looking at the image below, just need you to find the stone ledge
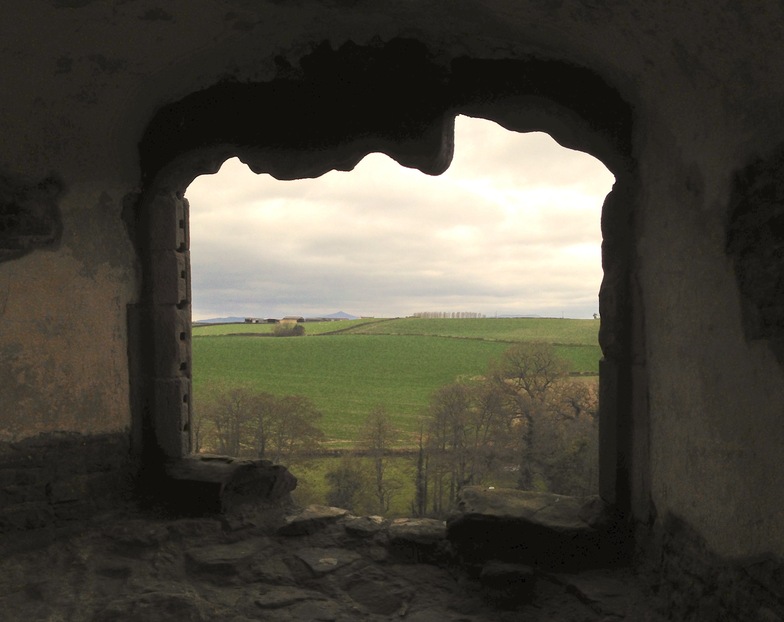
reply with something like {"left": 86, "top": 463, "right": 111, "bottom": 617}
{"left": 163, "top": 454, "right": 297, "bottom": 515}
{"left": 446, "top": 486, "right": 629, "bottom": 572}
{"left": 278, "top": 505, "right": 349, "bottom": 536}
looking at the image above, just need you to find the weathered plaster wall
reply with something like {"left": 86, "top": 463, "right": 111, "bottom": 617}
{"left": 627, "top": 12, "right": 784, "bottom": 559}
{"left": 1, "top": 1, "right": 783, "bottom": 581}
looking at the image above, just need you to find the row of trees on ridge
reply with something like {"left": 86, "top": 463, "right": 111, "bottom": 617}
{"left": 411, "top": 311, "right": 486, "bottom": 318}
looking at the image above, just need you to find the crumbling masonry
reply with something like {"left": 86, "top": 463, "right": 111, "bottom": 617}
{"left": 1, "top": 3, "right": 783, "bottom": 620}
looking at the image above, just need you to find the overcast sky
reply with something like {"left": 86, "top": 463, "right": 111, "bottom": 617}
{"left": 186, "top": 115, "right": 615, "bottom": 320}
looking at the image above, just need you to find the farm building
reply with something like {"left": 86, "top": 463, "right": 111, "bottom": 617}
{"left": 245, "top": 316, "right": 304, "bottom": 324}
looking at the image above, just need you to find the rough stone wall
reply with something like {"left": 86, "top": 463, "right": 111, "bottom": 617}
{"left": 649, "top": 515, "right": 784, "bottom": 621}
{"left": 0, "top": 432, "right": 131, "bottom": 553}
{"left": 0, "top": 0, "right": 783, "bottom": 603}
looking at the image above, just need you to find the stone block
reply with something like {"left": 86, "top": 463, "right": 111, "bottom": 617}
{"left": 344, "top": 515, "right": 386, "bottom": 537}
{"left": 294, "top": 547, "right": 362, "bottom": 575}
{"left": 0, "top": 502, "right": 55, "bottom": 533}
{"left": 387, "top": 518, "right": 448, "bottom": 563}
{"left": 254, "top": 586, "right": 327, "bottom": 610}
{"left": 341, "top": 573, "right": 405, "bottom": 615}
{"left": 153, "top": 378, "right": 191, "bottom": 458}
{"left": 278, "top": 505, "right": 349, "bottom": 536}
{"left": 150, "top": 249, "right": 189, "bottom": 306}
{"left": 165, "top": 518, "right": 222, "bottom": 540}
{"left": 0, "top": 433, "right": 131, "bottom": 546}
{"left": 0, "top": 447, "right": 41, "bottom": 470}
{"left": 388, "top": 518, "right": 446, "bottom": 545}
{"left": 186, "top": 539, "right": 265, "bottom": 581}
{"left": 447, "top": 486, "right": 628, "bottom": 571}
{"left": 105, "top": 520, "right": 170, "bottom": 555}
{"left": 0, "top": 172, "right": 63, "bottom": 263}
{"left": 164, "top": 455, "right": 297, "bottom": 515}
{"left": 479, "top": 561, "right": 536, "bottom": 608}
{"left": 53, "top": 500, "right": 94, "bottom": 521}
{"left": 151, "top": 306, "right": 191, "bottom": 378}
{"left": 147, "top": 192, "right": 186, "bottom": 251}
{"left": 47, "top": 472, "right": 116, "bottom": 505}
{"left": 21, "top": 432, "right": 128, "bottom": 476}
{"left": 0, "top": 466, "right": 44, "bottom": 488}
{"left": 0, "top": 483, "right": 47, "bottom": 506}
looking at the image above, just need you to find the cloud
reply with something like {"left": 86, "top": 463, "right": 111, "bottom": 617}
{"left": 186, "top": 115, "right": 615, "bottom": 319}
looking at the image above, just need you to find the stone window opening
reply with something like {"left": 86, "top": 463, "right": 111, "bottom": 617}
{"left": 129, "top": 41, "right": 645, "bottom": 525}
{"left": 183, "top": 117, "right": 612, "bottom": 509}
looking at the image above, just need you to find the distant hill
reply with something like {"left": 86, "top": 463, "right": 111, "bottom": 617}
{"left": 316, "top": 311, "right": 360, "bottom": 320}
{"left": 193, "top": 316, "right": 246, "bottom": 324}
{"left": 194, "top": 311, "right": 360, "bottom": 324}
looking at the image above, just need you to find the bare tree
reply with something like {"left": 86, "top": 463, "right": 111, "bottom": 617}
{"left": 424, "top": 382, "right": 471, "bottom": 515}
{"left": 203, "top": 387, "right": 254, "bottom": 456}
{"left": 412, "top": 418, "right": 429, "bottom": 517}
{"left": 535, "top": 379, "right": 599, "bottom": 495}
{"left": 261, "top": 394, "right": 324, "bottom": 465}
{"left": 467, "top": 379, "right": 514, "bottom": 482}
{"left": 421, "top": 381, "right": 512, "bottom": 515}
{"left": 359, "top": 405, "right": 401, "bottom": 514}
{"left": 490, "top": 341, "right": 570, "bottom": 401}
{"left": 199, "top": 388, "right": 324, "bottom": 465}
{"left": 488, "top": 342, "right": 570, "bottom": 489}
{"left": 325, "top": 454, "right": 368, "bottom": 512}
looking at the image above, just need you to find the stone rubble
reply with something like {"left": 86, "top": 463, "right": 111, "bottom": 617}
{"left": 0, "top": 501, "right": 669, "bottom": 621}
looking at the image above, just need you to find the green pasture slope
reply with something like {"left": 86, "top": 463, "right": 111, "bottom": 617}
{"left": 343, "top": 317, "right": 599, "bottom": 345}
{"left": 193, "top": 334, "right": 512, "bottom": 446}
{"left": 191, "top": 317, "right": 600, "bottom": 448}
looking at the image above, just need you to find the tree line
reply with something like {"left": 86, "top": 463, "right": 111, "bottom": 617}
{"left": 193, "top": 342, "right": 598, "bottom": 517}
{"left": 411, "top": 311, "right": 486, "bottom": 318}
{"left": 192, "top": 389, "right": 323, "bottom": 463}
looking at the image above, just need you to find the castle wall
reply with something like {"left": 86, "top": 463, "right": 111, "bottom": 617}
{"left": 1, "top": 3, "right": 782, "bottom": 602}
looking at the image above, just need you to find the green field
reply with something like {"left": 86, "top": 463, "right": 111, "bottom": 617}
{"left": 192, "top": 316, "right": 600, "bottom": 343}
{"left": 192, "top": 317, "right": 601, "bottom": 448}
{"left": 343, "top": 317, "right": 600, "bottom": 345}
{"left": 193, "top": 334, "right": 514, "bottom": 445}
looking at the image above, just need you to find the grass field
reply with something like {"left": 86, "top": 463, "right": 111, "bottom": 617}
{"left": 193, "top": 334, "right": 514, "bottom": 445}
{"left": 192, "top": 317, "right": 601, "bottom": 448}
{"left": 192, "top": 316, "right": 600, "bottom": 343}
{"left": 342, "top": 317, "right": 600, "bottom": 345}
